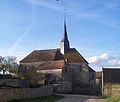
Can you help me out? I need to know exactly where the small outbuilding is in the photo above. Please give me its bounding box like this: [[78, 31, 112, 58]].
[[102, 68, 120, 97]]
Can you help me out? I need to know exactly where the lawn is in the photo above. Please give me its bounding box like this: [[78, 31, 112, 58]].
[[8, 95, 64, 102], [98, 96, 120, 102], [108, 97, 120, 102]]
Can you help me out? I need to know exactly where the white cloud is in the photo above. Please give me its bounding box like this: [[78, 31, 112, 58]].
[[88, 56, 98, 63], [87, 53, 120, 70], [87, 53, 109, 64], [99, 53, 109, 60]]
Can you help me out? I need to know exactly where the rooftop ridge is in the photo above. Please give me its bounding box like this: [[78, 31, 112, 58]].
[[103, 67, 120, 69], [34, 48, 60, 52]]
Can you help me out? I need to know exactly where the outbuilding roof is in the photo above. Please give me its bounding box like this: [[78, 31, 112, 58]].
[[103, 68, 120, 83]]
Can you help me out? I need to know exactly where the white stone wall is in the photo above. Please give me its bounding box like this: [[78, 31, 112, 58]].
[[60, 42, 65, 54], [37, 69, 62, 75]]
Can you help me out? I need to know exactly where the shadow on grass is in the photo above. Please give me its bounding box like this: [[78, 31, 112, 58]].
[[8, 95, 64, 102]]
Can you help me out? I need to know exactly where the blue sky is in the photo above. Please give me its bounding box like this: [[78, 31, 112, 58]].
[[0, 0, 120, 71]]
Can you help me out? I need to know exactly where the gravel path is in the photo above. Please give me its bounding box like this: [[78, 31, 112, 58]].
[[55, 94, 107, 102]]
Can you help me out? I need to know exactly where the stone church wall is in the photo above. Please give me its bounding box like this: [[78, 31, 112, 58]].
[[20, 62, 62, 85], [89, 71, 96, 95], [36, 69, 62, 85], [62, 64, 73, 93], [20, 62, 93, 94], [62, 63, 90, 93]]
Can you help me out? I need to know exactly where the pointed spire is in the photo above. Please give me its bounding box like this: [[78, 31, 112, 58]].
[[64, 19, 68, 40], [61, 9, 69, 42], [60, 9, 70, 54]]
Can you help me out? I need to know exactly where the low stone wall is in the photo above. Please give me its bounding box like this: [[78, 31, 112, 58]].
[[0, 86, 53, 102], [0, 79, 29, 88], [103, 83, 120, 97]]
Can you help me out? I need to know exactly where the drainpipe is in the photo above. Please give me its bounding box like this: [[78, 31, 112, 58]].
[[102, 68, 104, 95]]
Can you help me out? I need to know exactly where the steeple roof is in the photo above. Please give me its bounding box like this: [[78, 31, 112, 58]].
[[60, 12, 70, 55], [61, 20, 69, 42]]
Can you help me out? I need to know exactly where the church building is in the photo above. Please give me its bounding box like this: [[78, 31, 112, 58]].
[[20, 19, 95, 94]]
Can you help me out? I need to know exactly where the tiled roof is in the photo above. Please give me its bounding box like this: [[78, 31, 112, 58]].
[[64, 48, 88, 64], [36, 60, 65, 70], [20, 48, 88, 64], [103, 68, 120, 83], [20, 49, 63, 63]]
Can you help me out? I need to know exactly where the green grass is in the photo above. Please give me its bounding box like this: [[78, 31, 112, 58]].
[[8, 95, 64, 102], [108, 97, 120, 102], [98, 95, 120, 102], [97, 95, 109, 99]]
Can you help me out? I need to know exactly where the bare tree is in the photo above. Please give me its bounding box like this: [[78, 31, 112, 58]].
[[0, 56, 18, 75], [0, 56, 6, 75]]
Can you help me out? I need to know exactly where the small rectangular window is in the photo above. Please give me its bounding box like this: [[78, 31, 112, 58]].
[[65, 67, 67, 73]]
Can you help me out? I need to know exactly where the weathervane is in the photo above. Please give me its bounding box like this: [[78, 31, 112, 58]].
[[55, 0, 67, 23], [64, 8, 66, 21]]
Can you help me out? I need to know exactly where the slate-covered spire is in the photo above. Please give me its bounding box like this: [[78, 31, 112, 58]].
[[61, 20, 69, 42], [60, 13, 70, 55]]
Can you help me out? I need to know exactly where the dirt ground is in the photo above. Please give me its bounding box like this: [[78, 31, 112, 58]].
[[55, 94, 108, 102]]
